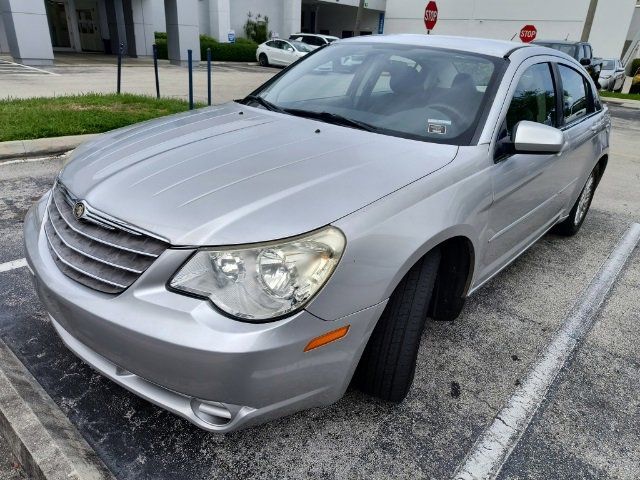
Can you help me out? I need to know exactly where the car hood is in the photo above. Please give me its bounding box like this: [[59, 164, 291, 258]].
[[60, 103, 458, 246]]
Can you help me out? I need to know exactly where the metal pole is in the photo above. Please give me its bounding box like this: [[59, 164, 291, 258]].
[[207, 48, 212, 106], [153, 44, 160, 99], [117, 42, 123, 94], [188, 49, 194, 110]]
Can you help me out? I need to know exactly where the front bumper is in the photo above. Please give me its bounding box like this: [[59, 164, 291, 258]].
[[24, 196, 386, 432]]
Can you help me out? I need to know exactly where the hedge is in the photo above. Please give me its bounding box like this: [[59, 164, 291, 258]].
[[631, 58, 640, 75], [153, 33, 257, 62]]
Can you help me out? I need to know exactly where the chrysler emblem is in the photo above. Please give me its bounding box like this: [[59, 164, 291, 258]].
[[73, 201, 86, 220]]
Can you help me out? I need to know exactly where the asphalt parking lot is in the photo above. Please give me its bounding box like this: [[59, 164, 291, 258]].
[[0, 55, 279, 103], [0, 103, 638, 479]]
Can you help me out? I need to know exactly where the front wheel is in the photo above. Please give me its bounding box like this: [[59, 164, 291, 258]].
[[258, 53, 269, 67], [553, 168, 597, 236], [353, 249, 441, 402]]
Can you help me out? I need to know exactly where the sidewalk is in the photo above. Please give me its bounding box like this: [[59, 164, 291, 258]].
[[0, 55, 277, 104], [600, 95, 640, 109]]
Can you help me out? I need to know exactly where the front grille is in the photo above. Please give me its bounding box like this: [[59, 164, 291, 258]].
[[44, 182, 169, 294]]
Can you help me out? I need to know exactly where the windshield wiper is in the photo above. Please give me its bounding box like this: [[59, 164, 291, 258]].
[[283, 109, 380, 133], [242, 95, 286, 113]]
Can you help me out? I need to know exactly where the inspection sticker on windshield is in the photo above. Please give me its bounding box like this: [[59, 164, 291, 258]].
[[427, 118, 451, 135]]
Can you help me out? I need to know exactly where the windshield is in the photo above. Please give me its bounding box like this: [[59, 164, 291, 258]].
[[290, 41, 313, 52], [601, 60, 614, 70], [249, 43, 504, 145], [535, 42, 578, 58]]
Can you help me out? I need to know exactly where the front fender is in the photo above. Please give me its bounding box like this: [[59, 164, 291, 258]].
[[306, 148, 492, 321]]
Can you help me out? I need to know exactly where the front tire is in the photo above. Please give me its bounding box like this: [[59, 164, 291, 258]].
[[553, 168, 598, 236], [353, 249, 441, 402], [258, 53, 269, 67]]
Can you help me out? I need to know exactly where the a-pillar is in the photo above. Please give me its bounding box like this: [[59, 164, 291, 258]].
[[164, 0, 200, 66], [0, 0, 54, 65]]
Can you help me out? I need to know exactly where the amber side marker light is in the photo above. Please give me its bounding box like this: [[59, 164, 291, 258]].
[[304, 325, 350, 352]]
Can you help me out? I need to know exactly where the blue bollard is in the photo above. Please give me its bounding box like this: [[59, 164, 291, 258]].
[[153, 44, 160, 99], [207, 48, 212, 106], [188, 49, 194, 110]]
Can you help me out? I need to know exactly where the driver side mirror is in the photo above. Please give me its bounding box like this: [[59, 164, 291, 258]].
[[580, 58, 591, 66], [513, 121, 564, 154]]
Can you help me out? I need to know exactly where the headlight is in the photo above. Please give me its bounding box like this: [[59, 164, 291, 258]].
[[169, 227, 346, 321]]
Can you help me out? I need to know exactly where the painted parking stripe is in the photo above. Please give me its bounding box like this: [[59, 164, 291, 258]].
[[0, 258, 28, 273], [454, 222, 640, 480], [0, 59, 59, 76]]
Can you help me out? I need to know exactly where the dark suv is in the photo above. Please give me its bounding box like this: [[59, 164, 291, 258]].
[[533, 40, 602, 87]]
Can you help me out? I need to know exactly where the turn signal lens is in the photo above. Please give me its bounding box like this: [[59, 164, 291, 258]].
[[304, 325, 350, 352]]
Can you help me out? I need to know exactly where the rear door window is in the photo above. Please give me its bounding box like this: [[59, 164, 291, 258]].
[[558, 65, 592, 125]]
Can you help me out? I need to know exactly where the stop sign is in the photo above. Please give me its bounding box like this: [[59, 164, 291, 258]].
[[424, 1, 438, 31], [519, 25, 537, 43]]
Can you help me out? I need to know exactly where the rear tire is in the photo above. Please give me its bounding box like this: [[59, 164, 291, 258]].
[[553, 167, 598, 236], [258, 53, 269, 67], [353, 249, 441, 402]]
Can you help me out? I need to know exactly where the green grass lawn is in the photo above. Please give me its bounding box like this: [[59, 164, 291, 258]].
[[599, 91, 640, 102], [0, 94, 201, 142]]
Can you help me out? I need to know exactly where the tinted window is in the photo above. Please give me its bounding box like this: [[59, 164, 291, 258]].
[[535, 42, 578, 58], [505, 63, 556, 136], [558, 65, 590, 124], [266, 41, 277, 48]]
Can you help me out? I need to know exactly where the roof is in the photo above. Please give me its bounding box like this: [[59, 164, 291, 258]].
[[340, 34, 529, 58], [533, 40, 584, 45], [291, 33, 339, 39]]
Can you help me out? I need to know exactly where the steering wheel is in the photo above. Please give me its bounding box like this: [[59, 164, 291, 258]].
[[427, 103, 466, 127]]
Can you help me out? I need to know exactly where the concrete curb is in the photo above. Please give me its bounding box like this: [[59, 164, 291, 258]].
[[601, 96, 640, 109], [0, 134, 98, 161], [0, 339, 114, 480]]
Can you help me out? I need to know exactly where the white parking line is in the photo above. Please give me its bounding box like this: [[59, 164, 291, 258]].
[[0, 156, 65, 167], [0, 59, 59, 76], [453, 222, 640, 480], [0, 258, 28, 273]]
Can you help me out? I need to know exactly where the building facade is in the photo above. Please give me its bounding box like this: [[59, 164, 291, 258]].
[[0, 0, 638, 67], [384, 0, 639, 62], [0, 0, 386, 65]]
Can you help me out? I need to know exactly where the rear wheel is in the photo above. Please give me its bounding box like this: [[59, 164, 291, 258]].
[[353, 249, 441, 402], [553, 168, 597, 236], [258, 53, 269, 67]]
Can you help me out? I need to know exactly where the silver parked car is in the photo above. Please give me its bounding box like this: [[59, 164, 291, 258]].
[[24, 35, 610, 432]]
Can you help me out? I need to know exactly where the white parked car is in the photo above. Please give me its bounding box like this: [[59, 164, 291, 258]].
[[257, 39, 312, 67], [289, 33, 339, 49]]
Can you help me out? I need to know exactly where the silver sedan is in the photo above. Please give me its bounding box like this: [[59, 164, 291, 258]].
[[24, 35, 610, 432]]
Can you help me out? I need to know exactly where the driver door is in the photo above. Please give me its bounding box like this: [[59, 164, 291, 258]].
[[482, 61, 565, 278]]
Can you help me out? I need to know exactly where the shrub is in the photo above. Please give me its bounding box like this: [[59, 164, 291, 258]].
[[152, 33, 257, 62], [155, 38, 168, 59], [631, 58, 640, 75], [243, 12, 271, 44], [154, 31, 167, 40]]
